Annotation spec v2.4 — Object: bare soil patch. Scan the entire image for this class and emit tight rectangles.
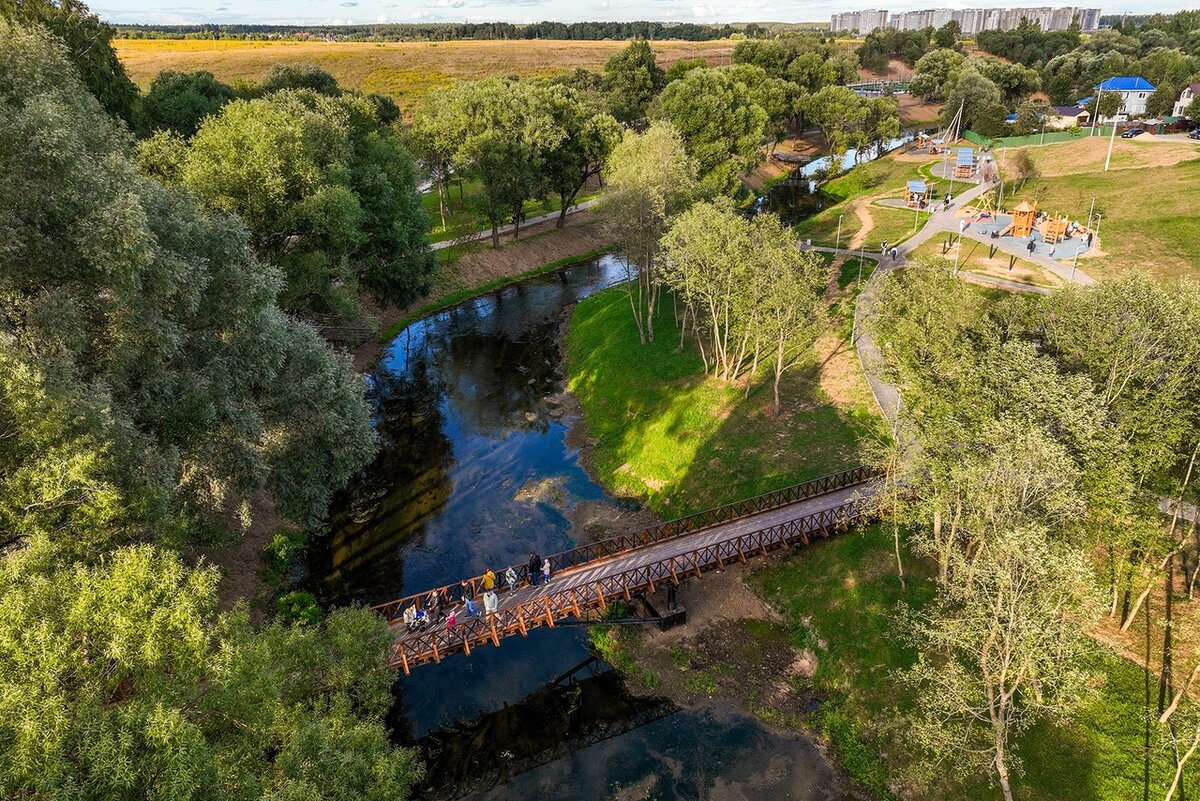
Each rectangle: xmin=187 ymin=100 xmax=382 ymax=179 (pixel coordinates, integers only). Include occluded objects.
xmin=184 ymin=490 xmax=285 ymax=621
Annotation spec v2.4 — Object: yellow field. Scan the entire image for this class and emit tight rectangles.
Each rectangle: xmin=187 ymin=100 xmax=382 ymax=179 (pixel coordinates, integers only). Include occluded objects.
xmin=114 ymin=38 xmax=736 ymax=108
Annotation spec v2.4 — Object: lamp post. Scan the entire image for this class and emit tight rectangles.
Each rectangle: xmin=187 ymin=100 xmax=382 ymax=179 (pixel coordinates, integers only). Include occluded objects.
xmin=1094 ymin=212 xmax=1103 ymax=244
xmin=835 ymin=214 xmax=843 ymax=252
xmin=1104 ymin=97 xmax=1120 ymax=171
xmin=1071 ymin=244 xmax=1080 ymax=282
xmin=1040 ymin=122 xmax=1046 ymax=145
xmin=858 ymin=244 xmax=865 ymax=283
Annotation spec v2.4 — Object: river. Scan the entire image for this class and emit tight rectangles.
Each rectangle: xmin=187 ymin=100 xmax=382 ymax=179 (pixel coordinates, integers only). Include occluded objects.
xmin=305 ymin=255 xmax=849 ymax=800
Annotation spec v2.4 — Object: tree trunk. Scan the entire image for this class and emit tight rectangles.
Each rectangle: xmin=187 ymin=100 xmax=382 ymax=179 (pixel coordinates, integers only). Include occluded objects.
xmin=438 ymin=182 xmax=448 ymax=230
xmin=557 ymin=190 xmax=572 ymax=228
xmin=491 ymin=222 xmax=500 ymax=249
xmin=772 ymin=334 xmax=785 ymax=414
xmin=1160 ymin=554 xmax=1175 ymax=714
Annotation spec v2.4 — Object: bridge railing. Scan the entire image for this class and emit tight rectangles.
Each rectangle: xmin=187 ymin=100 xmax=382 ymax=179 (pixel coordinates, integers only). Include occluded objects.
xmin=387 ymin=492 xmax=880 ymax=673
xmin=371 ymin=465 xmax=876 ymax=625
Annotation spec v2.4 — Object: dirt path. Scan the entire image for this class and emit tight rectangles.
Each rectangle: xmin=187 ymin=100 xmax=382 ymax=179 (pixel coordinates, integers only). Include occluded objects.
xmin=847 ymin=198 xmax=876 ymax=250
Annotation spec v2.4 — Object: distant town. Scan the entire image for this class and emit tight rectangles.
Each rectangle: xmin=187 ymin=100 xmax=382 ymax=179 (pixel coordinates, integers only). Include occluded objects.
xmin=831 ymin=6 xmax=1102 ymax=33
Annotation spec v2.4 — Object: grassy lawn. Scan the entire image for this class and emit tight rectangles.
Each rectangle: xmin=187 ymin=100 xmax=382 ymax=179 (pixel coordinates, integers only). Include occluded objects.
xmin=791 ymin=152 xmax=947 ymax=248
xmin=995 ymin=139 xmax=1200 ymax=282
xmin=423 ymin=179 xmax=601 ymax=243
xmin=566 ymin=281 xmax=881 ymax=517
xmin=750 ymin=523 xmax=1200 ymax=800
xmin=908 ymin=239 xmax=1064 ymax=289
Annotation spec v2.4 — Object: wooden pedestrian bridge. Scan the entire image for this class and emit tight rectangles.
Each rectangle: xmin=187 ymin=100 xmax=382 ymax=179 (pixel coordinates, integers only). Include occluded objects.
xmin=373 ymin=466 xmax=881 ymax=674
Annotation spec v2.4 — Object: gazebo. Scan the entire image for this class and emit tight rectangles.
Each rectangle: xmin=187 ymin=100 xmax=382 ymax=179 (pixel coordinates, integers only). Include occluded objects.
xmin=954 ymin=147 xmax=976 ymax=178
xmin=1009 ymin=200 xmax=1037 ymax=238
xmin=905 ymin=180 xmax=931 ymax=208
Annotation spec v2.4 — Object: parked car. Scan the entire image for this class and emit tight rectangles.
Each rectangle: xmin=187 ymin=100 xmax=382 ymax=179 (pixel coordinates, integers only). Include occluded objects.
xmin=1121 ymin=128 xmax=1146 ymax=138
xmin=1189 ymin=130 xmax=1200 ymax=140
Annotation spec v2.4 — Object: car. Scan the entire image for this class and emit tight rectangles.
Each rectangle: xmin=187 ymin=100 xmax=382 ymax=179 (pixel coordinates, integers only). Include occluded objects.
xmin=1189 ymin=130 xmax=1200 ymax=140
xmin=1121 ymin=128 xmax=1146 ymax=138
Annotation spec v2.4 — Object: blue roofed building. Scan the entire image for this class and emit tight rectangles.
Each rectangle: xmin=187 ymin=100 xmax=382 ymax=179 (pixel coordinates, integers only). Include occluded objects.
xmin=1093 ymin=76 xmax=1156 ymax=122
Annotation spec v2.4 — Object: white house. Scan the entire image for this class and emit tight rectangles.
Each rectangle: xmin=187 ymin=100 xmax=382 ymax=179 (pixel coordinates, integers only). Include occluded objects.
xmin=1094 ymin=76 xmax=1156 ymax=122
xmin=1173 ymin=82 xmax=1200 ymax=118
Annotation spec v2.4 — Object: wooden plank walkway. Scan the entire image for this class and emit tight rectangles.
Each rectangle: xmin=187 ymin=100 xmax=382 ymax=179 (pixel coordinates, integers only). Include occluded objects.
xmin=376 ymin=467 xmax=879 ymax=673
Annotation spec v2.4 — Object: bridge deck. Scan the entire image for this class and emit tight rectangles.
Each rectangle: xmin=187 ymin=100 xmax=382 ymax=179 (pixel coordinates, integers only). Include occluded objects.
xmin=381 ymin=471 xmax=877 ymax=673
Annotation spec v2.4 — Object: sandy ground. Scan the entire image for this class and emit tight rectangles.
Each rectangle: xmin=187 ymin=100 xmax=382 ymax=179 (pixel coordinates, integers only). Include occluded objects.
xmin=351 ymin=212 xmax=612 ymax=371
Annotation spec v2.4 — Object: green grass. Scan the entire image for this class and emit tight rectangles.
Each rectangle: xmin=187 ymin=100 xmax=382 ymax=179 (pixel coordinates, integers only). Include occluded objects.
xmin=565 ymin=285 xmax=880 ymax=517
xmin=791 ymin=153 xmax=946 ymax=248
xmin=750 ymin=523 xmax=1200 ymax=800
xmin=423 ymin=178 xmax=601 ymax=243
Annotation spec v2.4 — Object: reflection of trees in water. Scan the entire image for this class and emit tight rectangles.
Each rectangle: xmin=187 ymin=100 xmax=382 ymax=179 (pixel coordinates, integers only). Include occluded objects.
xmin=320 ymin=356 xmax=454 ymax=601
xmin=438 ymin=320 xmax=562 ymax=438
xmin=414 ymin=667 xmax=676 ymax=801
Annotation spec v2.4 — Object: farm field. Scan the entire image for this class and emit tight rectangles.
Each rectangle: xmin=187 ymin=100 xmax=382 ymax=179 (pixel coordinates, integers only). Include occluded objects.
xmin=113 ymin=37 xmax=736 ymax=108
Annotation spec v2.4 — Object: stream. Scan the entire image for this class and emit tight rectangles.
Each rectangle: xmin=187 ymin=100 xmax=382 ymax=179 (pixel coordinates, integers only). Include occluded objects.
xmin=305 ymin=255 xmax=849 ymax=799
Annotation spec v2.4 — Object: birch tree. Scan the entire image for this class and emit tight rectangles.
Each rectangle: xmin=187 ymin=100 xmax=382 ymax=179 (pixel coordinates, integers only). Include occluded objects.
xmin=903 ymin=526 xmax=1098 ymax=801
xmin=599 ymin=122 xmax=696 ymax=344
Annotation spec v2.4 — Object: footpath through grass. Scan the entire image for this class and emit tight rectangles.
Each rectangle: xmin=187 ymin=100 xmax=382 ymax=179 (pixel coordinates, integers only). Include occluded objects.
xmin=791 ymin=152 xmax=947 ymax=249
xmin=751 ymin=523 xmax=1199 ymax=800
xmin=422 ymin=179 xmax=601 ymax=243
xmin=566 ymin=282 xmax=879 ymax=518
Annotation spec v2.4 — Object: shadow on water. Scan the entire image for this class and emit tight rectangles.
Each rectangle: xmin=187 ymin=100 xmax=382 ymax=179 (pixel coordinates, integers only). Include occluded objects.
xmin=304 ymin=254 xmax=851 ymax=799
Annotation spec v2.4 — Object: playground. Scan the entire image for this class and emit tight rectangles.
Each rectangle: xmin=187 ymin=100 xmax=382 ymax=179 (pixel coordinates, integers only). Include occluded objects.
xmin=960 ymin=202 xmax=1093 ymax=262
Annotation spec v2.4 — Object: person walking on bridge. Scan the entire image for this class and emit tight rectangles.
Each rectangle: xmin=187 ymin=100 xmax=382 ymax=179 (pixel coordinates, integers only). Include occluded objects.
xmin=482 ymin=568 xmax=496 ymax=592
xmin=528 ymin=552 xmax=542 ymax=586
xmin=483 ymin=589 xmax=499 ymax=618
xmin=505 ymin=566 xmax=519 ymax=595
xmin=542 ymin=556 xmax=552 ymax=585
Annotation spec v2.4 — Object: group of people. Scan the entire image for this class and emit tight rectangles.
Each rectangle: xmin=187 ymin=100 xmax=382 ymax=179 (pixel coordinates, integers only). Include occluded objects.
xmin=399 ymin=551 xmax=555 ymax=633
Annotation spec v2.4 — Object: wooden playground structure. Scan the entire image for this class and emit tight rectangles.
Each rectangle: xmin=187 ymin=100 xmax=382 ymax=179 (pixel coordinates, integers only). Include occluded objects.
xmin=1002 ymin=200 xmax=1038 ymax=238
xmin=905 ymin=179 xmax=931 ymax=208
xmin=954 ymin=147 xmax=977 ymax=178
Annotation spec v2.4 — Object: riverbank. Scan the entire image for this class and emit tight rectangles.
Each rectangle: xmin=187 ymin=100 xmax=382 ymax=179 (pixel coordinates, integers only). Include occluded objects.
xmin=353 ymin=213 xmax=613 ymax=371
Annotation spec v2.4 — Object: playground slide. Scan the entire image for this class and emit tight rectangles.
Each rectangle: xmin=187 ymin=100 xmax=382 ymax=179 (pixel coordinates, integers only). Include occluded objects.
xmin=998 ymin=223 xmax=1014 ymax=237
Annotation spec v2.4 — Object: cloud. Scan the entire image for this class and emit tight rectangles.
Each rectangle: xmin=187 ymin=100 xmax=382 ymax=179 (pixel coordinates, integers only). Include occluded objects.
xmin=340 ymin=1 xmax=358 ymax=6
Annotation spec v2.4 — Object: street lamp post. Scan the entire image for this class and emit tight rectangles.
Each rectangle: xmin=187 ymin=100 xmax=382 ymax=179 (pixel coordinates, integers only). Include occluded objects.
xmin=835 ymin=214 xmax=843 ymax=252
xmin=1040 ymin=123 xmax=1046 ymax=145
xmin=1094 ymin=212 xmax=1103 ymax=244
xmin=1071 ymin=245 xmax=1080 ymax=282
xmin=858 ymin=244 xmax=865 ymax=283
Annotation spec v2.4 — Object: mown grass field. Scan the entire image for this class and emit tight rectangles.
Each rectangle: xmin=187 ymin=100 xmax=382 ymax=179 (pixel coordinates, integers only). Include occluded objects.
xmin=995 ymin=137 xmax=1200 ymax=283
xmin=113 ymin=38 xmax=735 ymax=108
xmin=565 ymin=277 xmax=881 ymax=518
xmin=751 ymin=523 xmax=1198 ymax=801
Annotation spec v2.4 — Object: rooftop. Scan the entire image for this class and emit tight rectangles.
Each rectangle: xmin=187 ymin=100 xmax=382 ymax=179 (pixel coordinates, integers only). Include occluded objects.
xmin=1095 ymin=76 xmax=1155 ymax=92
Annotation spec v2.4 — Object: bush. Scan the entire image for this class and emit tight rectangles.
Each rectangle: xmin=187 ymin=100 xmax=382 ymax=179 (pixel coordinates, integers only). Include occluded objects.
xmin=277 ymin=590 xmax=323 ymax=625
xmin=262 ymin=528 xmax=308 ymax=584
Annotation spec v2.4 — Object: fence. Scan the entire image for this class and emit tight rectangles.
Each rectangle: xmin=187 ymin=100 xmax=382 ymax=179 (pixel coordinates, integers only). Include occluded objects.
xmin=963 ymin=127 xmax=1117 ymax=149
xmin=387 ymin=491 xmax=879 ymax=673
xmin=372 ymin=465 xmax=876 ymax=625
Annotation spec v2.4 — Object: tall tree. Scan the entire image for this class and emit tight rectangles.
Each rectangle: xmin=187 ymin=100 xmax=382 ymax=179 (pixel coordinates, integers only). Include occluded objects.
xmin=603 ymin=39 xmax=665 ymax=123
xmin=1 ymin=20 xmax=377 ymax=534
xmin=538 ymin=84 xmax=622 ymax=227
xmin=656 ymin=67 xmax=767 ymax=196
xmin=0 ymin=0 xmax=138 ymax=123
xmin=904 ymin=526 xmax=1098 ymax=801
xmin=599 ymin=122 xmax=695 ymax=345
xmin=140 ymin=69 xmax=237 ymax=138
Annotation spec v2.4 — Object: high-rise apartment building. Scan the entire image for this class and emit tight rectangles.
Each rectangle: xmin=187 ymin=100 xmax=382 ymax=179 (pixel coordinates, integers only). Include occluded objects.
xmin=830 ymin=6 xmax=1102 ymax=33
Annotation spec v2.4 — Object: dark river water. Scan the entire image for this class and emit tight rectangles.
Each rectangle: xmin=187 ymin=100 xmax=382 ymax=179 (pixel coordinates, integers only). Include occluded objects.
xmin=306 ymin=255 xmax=846 ymax=800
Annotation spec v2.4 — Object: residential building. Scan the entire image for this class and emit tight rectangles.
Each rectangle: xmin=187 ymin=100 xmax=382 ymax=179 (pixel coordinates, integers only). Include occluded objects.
xmin=1094 ymin=76 xmax=1156 ymax=121
xmin=831 ymin=6 xmax=1102 ymax=33
xmin=1173 ymin=82 xmax=1200 ymax=118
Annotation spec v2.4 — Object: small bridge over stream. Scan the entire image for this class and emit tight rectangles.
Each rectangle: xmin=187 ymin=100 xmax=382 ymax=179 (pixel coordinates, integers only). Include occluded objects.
xmin=373 ymin=466 xmax=880 ymax=674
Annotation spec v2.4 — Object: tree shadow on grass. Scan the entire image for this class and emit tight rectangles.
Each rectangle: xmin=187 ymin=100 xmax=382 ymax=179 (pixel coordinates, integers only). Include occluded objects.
xmin=567 ymin=286 xmax=881 ymax=519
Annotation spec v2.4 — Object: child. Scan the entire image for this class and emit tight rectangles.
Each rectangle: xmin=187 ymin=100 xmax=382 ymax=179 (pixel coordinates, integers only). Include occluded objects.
xmin=505 ymin=566 xmax=519 ymax=595
xmin=542 ymin=556 xmax=552 ymax=585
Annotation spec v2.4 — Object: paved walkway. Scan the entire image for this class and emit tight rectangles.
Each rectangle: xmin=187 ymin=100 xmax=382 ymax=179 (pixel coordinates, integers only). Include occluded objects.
xmin=430 ymin=198 xmax=598 ymax=251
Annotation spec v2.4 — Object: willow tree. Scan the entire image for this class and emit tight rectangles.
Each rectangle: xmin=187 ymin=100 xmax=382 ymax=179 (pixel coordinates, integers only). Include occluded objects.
xmin=599 ymin=122 xmax=696 ymax=345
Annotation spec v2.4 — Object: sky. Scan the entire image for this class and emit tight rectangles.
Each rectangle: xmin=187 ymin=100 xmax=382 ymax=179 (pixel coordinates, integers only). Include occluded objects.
xmin=93 ymin=0 xmax=1192 ymax=27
